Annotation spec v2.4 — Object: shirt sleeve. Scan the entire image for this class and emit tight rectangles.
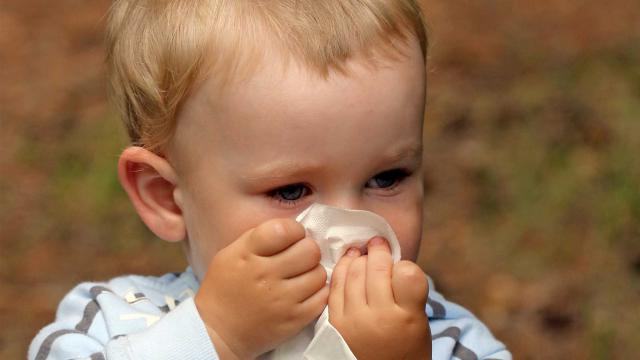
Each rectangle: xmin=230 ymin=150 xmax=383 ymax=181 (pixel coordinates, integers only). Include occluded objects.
xmin=28 ymin=282 xmax=219 ymax=360
xmin=427 ymin=278 xmax=512 ymax=360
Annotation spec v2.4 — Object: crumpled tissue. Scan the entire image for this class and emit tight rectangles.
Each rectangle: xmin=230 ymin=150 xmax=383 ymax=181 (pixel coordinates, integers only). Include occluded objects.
xmin=260 ymin=203 xmax=402 ymax=360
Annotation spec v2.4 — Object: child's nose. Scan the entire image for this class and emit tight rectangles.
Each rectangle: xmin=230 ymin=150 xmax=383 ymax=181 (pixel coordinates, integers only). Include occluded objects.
xmin=321 ymin=194 xmax=362 ymax=212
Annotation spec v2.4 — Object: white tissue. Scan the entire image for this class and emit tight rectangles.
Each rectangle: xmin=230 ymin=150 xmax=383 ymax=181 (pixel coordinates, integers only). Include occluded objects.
xmin=261 ymin=203 xmax=401 ymax=360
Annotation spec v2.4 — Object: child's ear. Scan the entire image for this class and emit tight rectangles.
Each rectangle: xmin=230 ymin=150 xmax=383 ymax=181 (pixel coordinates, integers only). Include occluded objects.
xmin=118 ymin=146 xmax=185 ymax=242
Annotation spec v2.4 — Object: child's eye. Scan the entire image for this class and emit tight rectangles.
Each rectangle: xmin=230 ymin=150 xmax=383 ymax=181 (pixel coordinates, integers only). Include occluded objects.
xmin=268 ymin=183 xmax=310 ymax=206
xmin=366 ymin=169 xmax=410 ymax=190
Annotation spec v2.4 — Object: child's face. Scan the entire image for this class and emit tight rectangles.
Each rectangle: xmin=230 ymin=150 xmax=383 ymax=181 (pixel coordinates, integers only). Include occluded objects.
xmin=171 ymin=40 xmax=426 ymax=278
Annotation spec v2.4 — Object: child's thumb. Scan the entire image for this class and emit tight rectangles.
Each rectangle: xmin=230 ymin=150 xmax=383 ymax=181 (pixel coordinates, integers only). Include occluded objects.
xmin=391 ymin=260 xmax=429 ymax=310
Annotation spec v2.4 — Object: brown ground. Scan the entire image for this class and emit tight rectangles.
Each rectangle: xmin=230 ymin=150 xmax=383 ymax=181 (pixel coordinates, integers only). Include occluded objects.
xmin=1 ymin=1 xmax=639 ymax=359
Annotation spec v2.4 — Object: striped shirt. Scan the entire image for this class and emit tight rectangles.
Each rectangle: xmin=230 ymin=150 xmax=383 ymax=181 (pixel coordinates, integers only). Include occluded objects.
xmin=29 ymin=269 xmax=511 ymax=359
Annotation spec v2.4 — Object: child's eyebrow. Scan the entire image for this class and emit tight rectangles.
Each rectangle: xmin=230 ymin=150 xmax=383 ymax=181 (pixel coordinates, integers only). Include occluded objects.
xmin=242 ymin=145 xmax=423 ymax=182
xmin=241 ymin=161 xmax=325 ymax=182
xmin=242 ymin=145 xmax=422 ymax=183
xmin=382 ymin=144 xmax=423 ymax=164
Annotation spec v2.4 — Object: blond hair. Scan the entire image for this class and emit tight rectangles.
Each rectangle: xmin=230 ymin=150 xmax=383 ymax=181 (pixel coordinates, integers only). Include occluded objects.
xmin=106 ymin=0 xmax=428 ymax=153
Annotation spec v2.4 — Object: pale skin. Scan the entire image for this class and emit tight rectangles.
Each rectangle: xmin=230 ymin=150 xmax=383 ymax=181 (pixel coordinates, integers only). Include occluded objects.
xmin=118 ymin=36 xmax=430 ymax=359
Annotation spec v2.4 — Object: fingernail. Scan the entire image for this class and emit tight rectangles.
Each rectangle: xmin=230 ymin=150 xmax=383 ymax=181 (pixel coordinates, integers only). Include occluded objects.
xmin=347 ymin=248 xmax=360 ymax=257
xmin=368 ymin=237 xmax=385 ymax=247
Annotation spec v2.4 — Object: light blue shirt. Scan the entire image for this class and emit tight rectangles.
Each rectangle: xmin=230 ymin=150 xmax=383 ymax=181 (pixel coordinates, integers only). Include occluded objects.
xmin=29 ymin=269 xmax=511 ymax=359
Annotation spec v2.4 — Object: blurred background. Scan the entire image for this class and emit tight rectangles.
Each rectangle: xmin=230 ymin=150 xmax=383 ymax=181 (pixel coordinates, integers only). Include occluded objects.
xmin=1 ymin=0 xmax=639 ymax=358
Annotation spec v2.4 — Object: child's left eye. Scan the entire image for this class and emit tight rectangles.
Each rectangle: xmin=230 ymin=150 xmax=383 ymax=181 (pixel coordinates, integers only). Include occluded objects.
xmin=366 ymin=169 xmax=409 ymax=190
xmin=268 ymin=183 xmax=310 ymax=207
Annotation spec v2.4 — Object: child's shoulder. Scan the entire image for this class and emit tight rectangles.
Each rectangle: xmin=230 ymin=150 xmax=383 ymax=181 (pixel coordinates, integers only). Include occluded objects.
xmin=30 ymin=269 xmax=213 ymax=360
xmin=57 ymin=269 xmax=199 ymax=313
xmin=427 ymin=277 xmax=513 ymax=360
xmin=108 ymin=269 xmax=198 ymax=297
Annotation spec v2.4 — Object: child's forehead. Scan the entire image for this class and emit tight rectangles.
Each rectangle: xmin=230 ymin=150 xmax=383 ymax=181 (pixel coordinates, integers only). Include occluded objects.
xmin=186 ymin=36 xmax=425 ymax=129
xmin=171 ymin=38 xmax=425 ymax=174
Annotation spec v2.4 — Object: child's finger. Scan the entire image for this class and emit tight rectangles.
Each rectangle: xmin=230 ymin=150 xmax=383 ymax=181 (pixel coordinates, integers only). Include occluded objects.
xmin=328 ymin=248 xmax=360 ymax=317
xmin=366 ymin=237 xmax=394 ymax=307
xmin=285 ymin=264 xmax=327 ymax=303
xmin=247 ymin=218 xmax=306 ymax=256
xmin=298 ymin=284 xmax=330 ymax=324
xmin=271 ymin=237 xmax=321 ymax=278
xmin=391 ymin=261 xmax=429 ymax=311
xmin=344 ymin=255 xmax=368 ymax=312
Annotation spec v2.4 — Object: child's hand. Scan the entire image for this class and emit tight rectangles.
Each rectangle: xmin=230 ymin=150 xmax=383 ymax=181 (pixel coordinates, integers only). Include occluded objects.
xmin=194 ymin=219 xmax=328 ymax=360
xmin=329 ymin=238 xmax=431 ymax=360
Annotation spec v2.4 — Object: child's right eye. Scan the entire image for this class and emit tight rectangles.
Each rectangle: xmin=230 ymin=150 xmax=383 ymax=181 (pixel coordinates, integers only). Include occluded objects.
xmin=268 ymin=183 xmax=310 ymax=207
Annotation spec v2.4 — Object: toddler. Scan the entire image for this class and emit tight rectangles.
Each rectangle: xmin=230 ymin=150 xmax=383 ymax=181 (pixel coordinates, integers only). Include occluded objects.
xmin=30 ymin=0 xmax=511 ymax=359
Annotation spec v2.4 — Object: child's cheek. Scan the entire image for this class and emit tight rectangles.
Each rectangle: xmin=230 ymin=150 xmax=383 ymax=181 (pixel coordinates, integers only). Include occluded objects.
xmin=379 ymin=209 xmax=423 ymax=261
xmin=397 ymin=225 xmax=422 ymax=261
